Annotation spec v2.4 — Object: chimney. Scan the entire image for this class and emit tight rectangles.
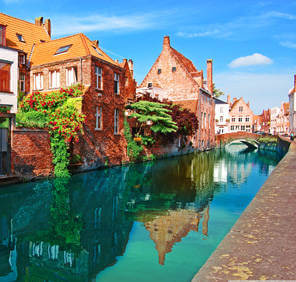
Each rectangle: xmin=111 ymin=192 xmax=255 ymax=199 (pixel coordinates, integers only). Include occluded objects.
xmin=92 ymin=40 xmax=99 ymax=47
xmin=35 ymin=16 xmax=43 ymax=26
xmin=44 ymin=19 xmax=51 ymax=38
xmin=227 ymin=94 xmax=231 ymax=105
xmin=128 ymin=59 xmax=134 ymax=77
xmin=163 ymin=36 xmax=170 ymax=50
xmin=207 ymin=59 xmax=213 ymax=94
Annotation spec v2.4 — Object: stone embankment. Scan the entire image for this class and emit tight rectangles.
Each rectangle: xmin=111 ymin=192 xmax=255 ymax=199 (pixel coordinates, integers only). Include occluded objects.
xmin=192 ymin=139 xmax=296 ymax=281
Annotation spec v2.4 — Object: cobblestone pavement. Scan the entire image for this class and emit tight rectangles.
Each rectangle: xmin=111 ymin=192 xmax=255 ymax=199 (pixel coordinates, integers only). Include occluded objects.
xmin=192 ymin=141 xmax=296 ymax=281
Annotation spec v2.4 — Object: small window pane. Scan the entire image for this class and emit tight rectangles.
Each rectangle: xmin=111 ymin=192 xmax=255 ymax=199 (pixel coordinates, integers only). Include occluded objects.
xmin=55 ymin=45 xmax=72 ymax=55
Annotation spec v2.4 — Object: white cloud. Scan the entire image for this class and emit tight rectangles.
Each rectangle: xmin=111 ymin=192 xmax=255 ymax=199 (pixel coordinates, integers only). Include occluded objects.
xmin=176 ymin=30 xmax=222 ymax=38
xmin=215 ymin=71 xmax=292 ymax=114
xmin=229 ymin=53 xmax=273 ymax=68
xmin=280 ymin=41 xmax=296 ymax=49
xmin=51 ymin=11 xmax=171 ymax=36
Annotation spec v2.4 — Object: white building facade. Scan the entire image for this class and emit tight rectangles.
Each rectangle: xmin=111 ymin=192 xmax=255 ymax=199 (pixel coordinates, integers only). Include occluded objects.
xmin=214 ymin=98 xmax=229 ymax=134
xmin=269 ymin=107 xmax=280 ymax=135
xmin=0 ymin=46 xmax=19 ymax=113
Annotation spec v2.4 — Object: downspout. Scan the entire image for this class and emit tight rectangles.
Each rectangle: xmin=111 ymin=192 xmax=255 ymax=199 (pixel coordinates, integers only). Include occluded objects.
xmin=80 ymin=57 xmax=83 ymax=85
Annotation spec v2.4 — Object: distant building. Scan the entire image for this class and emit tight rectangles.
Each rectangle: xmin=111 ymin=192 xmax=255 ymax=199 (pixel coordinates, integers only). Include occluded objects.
xmin=289 ymin=75 xmax=296 ymax=134
xmin=227 ymin=95 xmax=254 ymax=133
xmin=214 ymin=98 xmax=230 ymax=134
xmin=138 ymin=36 xmax=215 ymax=150
xmin=269 ymin=107 xmax=280 ymax=135
xmin=274 ymin=102 xmax=289 ymax=135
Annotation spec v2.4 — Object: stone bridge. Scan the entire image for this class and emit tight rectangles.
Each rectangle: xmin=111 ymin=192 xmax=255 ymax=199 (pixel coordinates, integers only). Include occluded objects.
xmin=216 ymin=132 xmax=261 ymax=149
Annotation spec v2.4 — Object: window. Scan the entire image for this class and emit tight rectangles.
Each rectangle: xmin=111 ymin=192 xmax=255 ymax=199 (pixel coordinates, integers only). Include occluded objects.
xmin=114 ymin=73 xmax=119 ymax=94
xmin=239 ymin=106 xmax=243 ymax=112
xmin=114 ymin=108 xmax=119 ymax=134
xmin=16 ymin=33 xmax=25 ymax=42
xmin=19 ymin=54 xmax=26 ymax=65
xmin=172 ymin=67 xmax=176 ymax=72
xmin=157 ymin=69 xmax=161 ymax=74
xmin=0 ymin=25 xmax=6 ymax=46
xmin=19 ymin=73 xmax=25 ymax=92
xmin=95 ymin=106 xmax=103 ymax=130
xmin=95 ymin=66 xmax=102 ymax=89
xmin=49 ymin=70 xmax=60 ymax=89
xmin=241 ymin=125 xmax=245 ymax=131
xmin=232 ymin=117 xmax=235 ymax=122
xmin=245 ymin=116 xmax=250 ymax=122
xmin=238 ymin=117 xmax=243 ymax=122
xmin=201 ymin=113 xmax=203 ymax=129
xmin=220 ymin=116 xmax=224 ymax=122
xmin=66 ymin=67 xmax=77 ymax=86
xmin=55 ymin=45 xmax=72 ymax=55
xmin=235 ymin=125 xmax=240 ymax=130
xmin=93 ymin=46 xmax=102 ymax=56
xmin=33 ymin=73 xmax=43 ymax=90
xmin=231 ymin=125 xmax=234 ymax=131
xmin=147 ymin=82 xmax=153 ymax=88
xmin=204 ymin=112 xmax=206 ymax=128
xmin=0 ymin=62 xmax=10 ymax=92
xmin=220 ymin=107 xmax=224 ymax=113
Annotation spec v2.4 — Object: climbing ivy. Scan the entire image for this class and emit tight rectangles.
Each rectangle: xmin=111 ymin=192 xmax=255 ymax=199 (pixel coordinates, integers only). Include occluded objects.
xmin=17 ymin=85 xmax=85 ymax=177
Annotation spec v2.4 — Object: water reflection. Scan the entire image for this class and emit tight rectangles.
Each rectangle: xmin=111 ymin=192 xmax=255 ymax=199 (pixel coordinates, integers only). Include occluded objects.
xmin=0 ymin=147 xmax=284 ymax=281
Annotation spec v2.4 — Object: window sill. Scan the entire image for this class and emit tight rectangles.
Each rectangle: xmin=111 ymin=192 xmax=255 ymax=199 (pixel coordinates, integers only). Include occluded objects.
xmin=114 ymin=133 xmax=121 ymax=136
xmin=0 ymin=91 xmax=13 ymax=94
xmin=95 ymin=128 xmax=103 ymax=131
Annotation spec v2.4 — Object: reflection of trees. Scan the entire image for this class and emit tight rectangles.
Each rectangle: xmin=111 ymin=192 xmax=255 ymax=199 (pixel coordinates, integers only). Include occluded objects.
xmin=0 ymin=146 xmax=285 ymax=280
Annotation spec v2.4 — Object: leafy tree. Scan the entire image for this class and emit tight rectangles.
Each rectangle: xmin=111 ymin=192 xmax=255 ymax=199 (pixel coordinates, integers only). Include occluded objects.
xmin=213 ymin=83 xmax=224 ymax=98
xmin=126 ymin=100 xmax=178 ymax=134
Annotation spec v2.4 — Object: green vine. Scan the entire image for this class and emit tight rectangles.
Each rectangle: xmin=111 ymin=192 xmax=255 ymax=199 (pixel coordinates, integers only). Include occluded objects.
xmin=124 ymin=117 xmax=143 ymax=161
xmin=16 ymin=85 xmax=85 ymax=177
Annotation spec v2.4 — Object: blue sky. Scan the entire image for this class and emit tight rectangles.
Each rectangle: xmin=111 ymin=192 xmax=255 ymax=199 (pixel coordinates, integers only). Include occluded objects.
xmin=2 ymin=0 xmax=296 ymax=113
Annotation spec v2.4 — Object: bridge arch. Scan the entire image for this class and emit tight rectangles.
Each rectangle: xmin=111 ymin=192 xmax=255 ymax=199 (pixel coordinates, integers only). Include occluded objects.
xmin=216 ymin=132 xmax=261 ymax=149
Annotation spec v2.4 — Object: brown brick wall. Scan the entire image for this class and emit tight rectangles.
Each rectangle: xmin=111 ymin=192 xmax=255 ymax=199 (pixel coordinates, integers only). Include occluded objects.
xmin=11 ymin=129 xmax=53 ymax=177
xmin=216 ymin=132 xmax=260 ymax=147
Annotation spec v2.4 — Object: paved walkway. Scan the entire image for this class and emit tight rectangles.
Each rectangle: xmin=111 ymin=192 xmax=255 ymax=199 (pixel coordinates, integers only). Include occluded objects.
xmin=193 ymin=141 xmax=296 ymax=281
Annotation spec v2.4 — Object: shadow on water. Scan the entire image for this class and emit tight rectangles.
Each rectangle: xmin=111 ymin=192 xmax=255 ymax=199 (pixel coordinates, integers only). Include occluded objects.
xmin=0 ymin=146 xmax=285 ymax=281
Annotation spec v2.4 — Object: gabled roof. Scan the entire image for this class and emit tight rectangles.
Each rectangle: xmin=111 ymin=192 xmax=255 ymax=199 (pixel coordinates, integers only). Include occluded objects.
xmin=31 ymin=33 xmax=118 ymax=67
xmin=171 ymin=48 xmax=198 ymax=73
xmin=0 ymin=13 xmax=51 ymax=54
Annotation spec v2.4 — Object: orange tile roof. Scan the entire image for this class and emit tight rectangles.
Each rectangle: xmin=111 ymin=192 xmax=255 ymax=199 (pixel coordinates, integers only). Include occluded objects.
xmin=171 ymin=48 xmax=198 ymax=73
xmin=31 ymin=33 xmax=118 ymax=67
xmin=0 ymin=13 xmax=51 ymax=54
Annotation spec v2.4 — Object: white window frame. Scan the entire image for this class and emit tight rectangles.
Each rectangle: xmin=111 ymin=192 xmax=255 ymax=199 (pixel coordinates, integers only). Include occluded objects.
xmin=66 ymin=67 xmax=77 ymax=86
xmin=95 ymin=106 xmax=103 ymax=131
xmin=114 ymin=108 xmax=119 ymax=134
xmin=19 ymin=73 xmax=25 ymax=92
xmin=33 ymin=73 xmax=43 ymax=90
xmin=114 ymin=73 xmax=119 ymax=95
xmin=95 ymin=66 xmax=102 ymax=90
xmin=49 ymin=70 xmax=60 ymax=89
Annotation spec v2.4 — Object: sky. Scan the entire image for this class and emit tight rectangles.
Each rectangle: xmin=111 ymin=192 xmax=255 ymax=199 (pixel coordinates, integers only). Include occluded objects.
xmin=2 ymin=0 xmax=296 ymax=114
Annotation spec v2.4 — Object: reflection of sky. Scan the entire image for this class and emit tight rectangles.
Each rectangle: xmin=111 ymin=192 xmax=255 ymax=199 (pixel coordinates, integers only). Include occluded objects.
xmin=0 ymin=147 xmax=285 ymax=282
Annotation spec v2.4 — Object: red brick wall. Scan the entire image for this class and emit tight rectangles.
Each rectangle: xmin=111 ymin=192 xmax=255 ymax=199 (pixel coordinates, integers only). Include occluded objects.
xmin=73 ymin=56 xmax=129 ymax=168
xmin=11 ymin=129 xmax=53 ymax=177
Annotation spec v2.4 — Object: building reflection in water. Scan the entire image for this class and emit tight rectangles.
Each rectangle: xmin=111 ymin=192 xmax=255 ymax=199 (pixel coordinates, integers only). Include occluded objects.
xmin=0 ymin=146 xmax=283 ymax=280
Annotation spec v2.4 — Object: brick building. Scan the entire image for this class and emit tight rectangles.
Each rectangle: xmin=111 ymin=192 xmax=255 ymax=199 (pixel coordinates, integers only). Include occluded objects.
xmin=253 ymin=109 xmax=271 ymax=133
xmin=1 ymin=12 xmax=137 ymax=175
xmin=138 ymin=36 xmax=215 ymax=150
xmin=227 ymin=95 xmax=254 ymax=133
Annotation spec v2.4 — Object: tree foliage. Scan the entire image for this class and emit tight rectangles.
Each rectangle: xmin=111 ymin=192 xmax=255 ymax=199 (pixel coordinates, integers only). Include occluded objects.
xmin=213 ymin=83 xmax=224 ymax=98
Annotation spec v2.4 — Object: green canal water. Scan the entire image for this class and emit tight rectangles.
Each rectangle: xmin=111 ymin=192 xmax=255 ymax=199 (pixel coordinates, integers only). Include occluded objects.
xmin=0 ymin=145 xmax=285 ymax=281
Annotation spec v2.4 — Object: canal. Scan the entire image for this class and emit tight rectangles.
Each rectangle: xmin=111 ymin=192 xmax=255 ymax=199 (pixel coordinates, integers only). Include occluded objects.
xmin=0 ymin=145 xmax=285 ymax=281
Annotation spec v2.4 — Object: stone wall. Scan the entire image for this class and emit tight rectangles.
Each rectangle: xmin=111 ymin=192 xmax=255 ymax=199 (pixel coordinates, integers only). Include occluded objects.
xmin=11 ymin=129 xmax=53 ymax=177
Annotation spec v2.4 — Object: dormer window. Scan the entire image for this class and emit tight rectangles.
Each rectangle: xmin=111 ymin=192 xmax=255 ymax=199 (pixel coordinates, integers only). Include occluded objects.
xmin=19 ymin=54 xmax=26 ymax=65
xmin=0 ymin=25 xmax=6 ymax=46
xmin=55 ymin=45 xmax=72 ymax=55
xmin=16 ymin=33 xmax=25 ymax=42
xmin=148 ymin=82 xmax=153 ymax=88
xmin=157 ymin=69 xmax=161 ymax=74
xmin=93 ymin=46 xmax=102 ymax=56
xmin=172 ymin=67 xmax=176 ymax=72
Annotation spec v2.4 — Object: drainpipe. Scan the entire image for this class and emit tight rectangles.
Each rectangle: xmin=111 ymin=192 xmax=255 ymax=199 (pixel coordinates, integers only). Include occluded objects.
xmin=80 ymin=57 xmax=83 ymax=85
